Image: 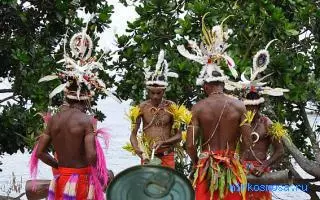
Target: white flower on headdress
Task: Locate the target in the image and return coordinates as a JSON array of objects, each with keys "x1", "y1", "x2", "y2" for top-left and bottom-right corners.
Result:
[
  {"x1": 177, "y1": 13, "x2": 237, "y2": 86},
  {"x1": 144, "y1": 49, "x2": 178, "y2": 88},
  {"x1": 38, "y1": 26, "x2": 120, "y2": 102}
]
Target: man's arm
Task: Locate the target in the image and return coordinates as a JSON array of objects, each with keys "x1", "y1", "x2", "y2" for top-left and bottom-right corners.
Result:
[
  {"x1": 186, "y1": 105, "x2": 200, "y2": 166},
  {"x1": 154, "y1": 128, "x2": 182, "y2": 151},
  {"x1": 262, "y1": 118, "x2": 284, "y2": 167},
  {"x1": 84, "y1": 119, "x2": 97, "y2": 165},
  {"x1": 264, "y1": 139, "x2": 284, "y2": 167},
  {"x1": 36, "y1": 122, "x2": 58, "y2": 169},
  {"x1": 130, "y1": 115, "x2": 143, "y2": 158},
  {"x1": 239, "y1": 105, "x2": 253, "y2": 158}
]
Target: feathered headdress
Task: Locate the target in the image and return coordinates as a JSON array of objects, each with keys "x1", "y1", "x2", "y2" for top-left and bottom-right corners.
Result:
[
  {"x1": 177, "y1": 13, "x2": 238, "y2": 86},
  {"x1": 38, "y1": 26, "x2": 116, "y2": 101},
  {"x1": 144, "y1": 49, "x2": 178, "y2": 88},
  {"x1": 230, "y1": 39, "x2": 289, "y2": 105}
]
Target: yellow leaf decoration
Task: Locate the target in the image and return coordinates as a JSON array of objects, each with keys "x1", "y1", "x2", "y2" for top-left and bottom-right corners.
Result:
[
  {"x1": 167, "y1": 104, "x2": 192, "y2": 129},
  {"x1": 240, "y1": 110, "x2": 256, "y2": 127},
  {"x1": 122, "y1": 134, "x2": 154, "y2": 160},
  {"x1": 122, "y1": 142, "x2": 135, "y2": 155},
  {"x1": 269, "y1": 122, "x2": 288, "y2": 141},
  {"x1": 181, "y1": 131, "x2": 187, "y2": 142},
  {"x1": 126, "y1": 106, "x2": 141, "y2": 131}
]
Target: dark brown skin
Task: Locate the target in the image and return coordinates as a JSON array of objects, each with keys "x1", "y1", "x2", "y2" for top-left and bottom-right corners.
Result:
[
  {"x1": 241, "y1": 105, "x2": 284, "y2": 177},
  {"x1": 186, "y1": 82, "x2": 253, "y2": 167},
  {"x1": 130, "y1": 86, "x2": 181, "y2": 161},
  {"x1": 36, "y1": 102, "x2": 96, "y2": 169}
]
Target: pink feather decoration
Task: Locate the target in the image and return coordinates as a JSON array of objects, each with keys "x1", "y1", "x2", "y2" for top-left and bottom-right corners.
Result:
[
  {"x1": 95, "y1": 138, "x2": 108, "y2": 186},
  {"x1": 96, "y1": 128, "x2": 110, "y2": 150},
  {"x1": 42, "y1": 112, "x2": 52, "y2": 124},
  {"x1": 91, "y1": 168, "x2": 105, "y2": 200},
  {"x1": 29, "y1": 143, "x2": 39, "y2": 190}
]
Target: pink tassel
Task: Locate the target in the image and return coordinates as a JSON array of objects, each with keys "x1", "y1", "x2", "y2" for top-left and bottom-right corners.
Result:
[
  {"x1": 29, "y1": 143, "x2": 39, "y2": 191},
  {"x1": 42, "y1": 112, "x2": 52, "y2": 124},
  {"x1": 96, "y1": 128, "x2": 110, "y2": 150},
  {"x1": 95, "y1": 139, "x2": 108, "y2": 186},
  {"x1": 91, "y1": 168, "x2": 105, "y2": 200}
]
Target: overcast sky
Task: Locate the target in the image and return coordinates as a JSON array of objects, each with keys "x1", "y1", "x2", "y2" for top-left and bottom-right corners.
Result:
[{"x1": 97, "y1": 0, "x2": 138, "y2": 50}]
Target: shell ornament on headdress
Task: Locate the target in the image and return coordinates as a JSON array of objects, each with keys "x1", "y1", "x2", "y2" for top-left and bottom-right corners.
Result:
[
  {"x1": 38, "y1": 26, "x2": 117, "y2": 101},
  {"x1": 144, "y1": 49, "x2": 178, "y2": 88},
  {"x1": 177, "y1": 13, "x2": 238, "y2": 86},
  {"x1": 230, "y1": 39, "x2": 289, "y2": 105}
]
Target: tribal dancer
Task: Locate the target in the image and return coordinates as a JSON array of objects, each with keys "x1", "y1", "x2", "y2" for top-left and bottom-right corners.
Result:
[
  {"x1": 177, "y1": 14, "x2": 253, "y2": 200},
  {"x1": 29, "y1": 26, "x2": 114, "y2": 200},
  {"x1": 231, "y1": 40, "x2": 288, "y2": 200},
  {"x1": 124, "y1": 50, "x2": 191, "y2": 169}
]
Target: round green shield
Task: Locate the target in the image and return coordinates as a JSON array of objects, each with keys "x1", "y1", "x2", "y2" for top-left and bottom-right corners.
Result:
[{"x1": 106, "y1": 165, "x2": 194, "y2": 200}]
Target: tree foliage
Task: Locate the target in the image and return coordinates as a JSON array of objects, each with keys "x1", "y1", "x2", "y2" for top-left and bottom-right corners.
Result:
[
  {"x1": 0, "y1": 0, "x2": 114, "y2": 155},
  {"x1": 2, "y1": 1, "x2": 320, "y2": 196},
  {"x1": 115, "y1": 0, "x2": 320, "y2": 159}
]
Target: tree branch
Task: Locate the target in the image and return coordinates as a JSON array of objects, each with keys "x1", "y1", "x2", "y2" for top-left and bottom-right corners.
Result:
[
  {"x1": 282, "y1": 136, "x2": 320, "y2": 179},
  {"x1": 288, "y1": 163, "x2": 320, "y2": 200},
  {"x1": 0, "y1": 89, "x2": 13, "y2": 93},
  {"x1": 0, "y1": 95, "x2": 15, "y2": 104},
  {"x1": 299, "y1": 103, "x2": 320, "y2": 163}
]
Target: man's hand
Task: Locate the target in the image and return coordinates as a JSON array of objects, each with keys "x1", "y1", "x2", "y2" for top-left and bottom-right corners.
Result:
[
  {"x1": 153, "y1": 141, "x2": 165, "y2": 151},
  {"x1": 251, "y1": 165, "x2": 266, "y2": 177},
  {"x1": 134, "y1": 148, "x2": 144, "y2": 159}
]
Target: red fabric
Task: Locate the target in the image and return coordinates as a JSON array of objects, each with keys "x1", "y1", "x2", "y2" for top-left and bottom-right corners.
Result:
[
  {"x1": 195, "y1": 150, "x2": 244, "y2": 200},
  {"x1": 160, "y1": 152, "x2": 175, "y2": 169},
  {"x1": 55, "y1": 167, "x2": 91, "y2": 200},
  {"x1": 52, "y1": 153, "x2": 59, "y2": 176},
  {"x1": 141, "y1": 152, "x2": 175, "y2": 169},
  {"x1": 243, "y1": 160, "x2": 272, "y2": 200}
]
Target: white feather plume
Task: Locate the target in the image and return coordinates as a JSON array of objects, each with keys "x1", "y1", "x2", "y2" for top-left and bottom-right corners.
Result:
[
  {"x1": 177, "y1": 45, "x2": 204, "y2": 64},
  {"x1": 38, "y1": 75, "x2": 59, "y2": 83},
  {"x1": 49, "y1": 83, "x2": 68, "y2": 99}
]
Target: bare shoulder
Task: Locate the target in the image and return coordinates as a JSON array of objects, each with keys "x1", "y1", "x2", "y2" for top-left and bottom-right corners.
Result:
[
  {"x1": 138, "y1": 100, "x2": 149, "y2": 110},
  {"x1": 227, "y1": 95, "x2": 246, "y2": 113},
  {"x1": 78, "y1": 113, "x2": 93, "y2": 125},
  {"x1": 191, "y1": 99, "x2": 206, "y2": 113},
  {"x1": 163, "y1": 99, "x2": 175, "y2": 106},
  {"x1": 261, "y1": 115, "x2": 273, "y2": 127}
]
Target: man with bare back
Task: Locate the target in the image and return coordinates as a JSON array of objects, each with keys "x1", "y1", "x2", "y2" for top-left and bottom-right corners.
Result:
[
  {"x1": 129, "y1": 50, "x2": 180, "y2": 169},
  {"x1": 240, "y1": 92, "x2": 284, "y2": 200},
  {"x1": 177, "y1": 18, "x2": 253, "y2": 200},
  {"x1": 186, "y1": 73, "x2": 252, "y2": 200},
  {"x1": 30, "y1": 28, "x2": 111, "y2": 200},
  {"x1": 37, "y1": 97, "x2": 96, "y2": 198}
]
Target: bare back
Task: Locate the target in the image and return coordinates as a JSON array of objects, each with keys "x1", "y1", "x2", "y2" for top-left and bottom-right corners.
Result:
[
  {"x1": 49, "y1": 108, "x2": 92, "y2": 168},
  {"x1": 194, "y1": 94, "x2": 245, "y2": 151}
]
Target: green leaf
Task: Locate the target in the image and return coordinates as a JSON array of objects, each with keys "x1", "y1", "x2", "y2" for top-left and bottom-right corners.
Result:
[
  {"x1": 99, "y1": 13, "x2": 108, "y2": 21},
  {"x1": 286, "y1": 29, "x2": 299, "y2": 36}
]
